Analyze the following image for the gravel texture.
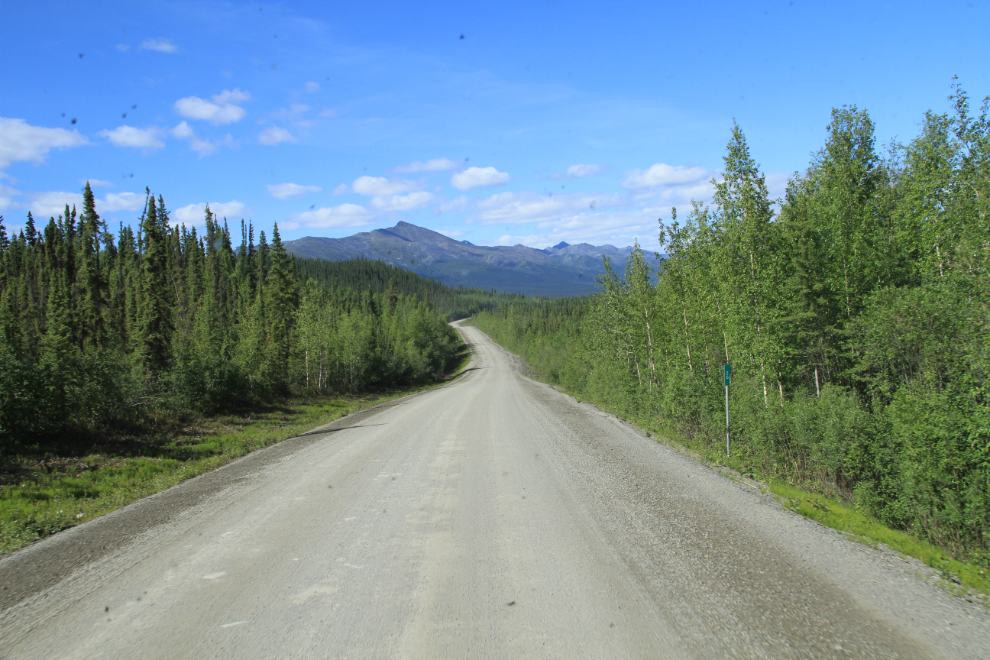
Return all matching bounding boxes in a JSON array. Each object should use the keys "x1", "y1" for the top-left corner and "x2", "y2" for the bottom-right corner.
[{"x1": 0, "y1": 322, "x2": 987, "y2": 659}]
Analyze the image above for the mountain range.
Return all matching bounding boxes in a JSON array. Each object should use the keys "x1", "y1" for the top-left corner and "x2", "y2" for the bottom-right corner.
[{"x1": 284, "y1": 222, "x2": 639, "y2": 297}]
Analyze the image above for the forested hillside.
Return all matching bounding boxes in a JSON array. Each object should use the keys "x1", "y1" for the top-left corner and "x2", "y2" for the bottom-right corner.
[
  {"x1": 296, "y1": 256, "x2": 525, "y2": 321},
  {"x1": 0, "y1": 189, "x2": 462, "y2": 451},
  {"x1": 472, "y1": 86, "x2": 990, "y2": 565},
  {"x1": 285, "y1": 221, "x2": 635, "y2": 297}
]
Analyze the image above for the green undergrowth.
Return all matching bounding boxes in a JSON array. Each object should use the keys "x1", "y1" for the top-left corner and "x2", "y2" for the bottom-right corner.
[
  {"x1": 527, "y1": 366, "x2": 990, "y2": 600},
  {"x1": 765, "y1": 481, "x2": 990, "y2": 598},
  {"x1": 0, "y1": 375, "x2": 464, "y2": 556}
]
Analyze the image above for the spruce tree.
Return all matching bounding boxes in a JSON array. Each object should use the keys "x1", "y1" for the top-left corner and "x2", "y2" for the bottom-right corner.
[
  {"x1": 137, "y1": 193, "x2": 171, "y2": 378},
  {"x1": 24, "y1": 212, "x2": 37, "y2": 247},
  {"x1": 78, "y1": 182, "x2": 106, "y2": 350},
  {"x1": 265, "y1": 223, "x2": 296, "y2": 389}
]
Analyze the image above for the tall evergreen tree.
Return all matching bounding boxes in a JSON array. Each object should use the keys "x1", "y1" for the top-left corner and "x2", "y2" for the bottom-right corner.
[
  {"x1": 78, "y1": 182, "x2": 107, "y2": 350},
  {"x1": 137, "y1": 193, "x2": 171, "y2": 378}
]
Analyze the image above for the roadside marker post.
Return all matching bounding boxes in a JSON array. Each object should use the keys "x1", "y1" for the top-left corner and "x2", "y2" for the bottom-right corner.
[{"x1": 724, "y1": 364, "x2": 730, "y2": 458}]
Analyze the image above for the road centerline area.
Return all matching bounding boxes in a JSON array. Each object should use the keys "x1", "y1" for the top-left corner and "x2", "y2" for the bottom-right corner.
[{"x1": 0, "y1": 323, "x2": 987, "y2": 659}]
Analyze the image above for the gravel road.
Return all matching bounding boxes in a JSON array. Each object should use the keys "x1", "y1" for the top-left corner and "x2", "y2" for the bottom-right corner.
[{"x1": 1, "y1": 322, "x2": 988, "y2": 659}]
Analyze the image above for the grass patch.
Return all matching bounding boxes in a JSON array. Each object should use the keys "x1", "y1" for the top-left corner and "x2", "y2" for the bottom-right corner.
[
  {"x1": 767, "y1": 481, "x2": 990, "y2": 599},
  {"x1": 0, "y1": 378, "x2": 463, "y2": 556}
]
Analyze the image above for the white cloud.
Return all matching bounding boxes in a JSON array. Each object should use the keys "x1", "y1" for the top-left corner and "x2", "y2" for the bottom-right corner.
[
  {"x1": 450, "y1": 166, "x2": 511, "y2": 191},
  {"x1": 258, "y1": 126, "x2": 295, "y2": 146},
  {"x1": 567, "y1": 163, "x2": 605, "y2": 178},
  {"x1": 28, "y1": 191, "x2": 83, "y2": 218},
  {"x1": 0, "y1": 117, "x2": 88, "y2": 168},
  {"x1": 171, "y1": 121, "x2": 194, "y2": 139},
  {"x1": 332, "y1": 183, "x2": 349, "y2": 195},
  {"x1": 289, "y1": 203, "x2": 374, "y2": 228},
  {"x1": 622, "y1": 163, "x2": 711, "y2": 189},
  {"x1": 101, "y1": 192, "x2": 145, "y2": 212},
  {"x1": 209, "y1": 201, "x2": 247, "y2": 219},
  {"x1": 352, "y1": 176, "x2": 420, "y2": 196},
  {"x1": 305, "y1": 81, "x2": 320, "y2": 93},
  {"x1": 21, "y1": 189, "x2": 147, "y2": 218},
  {"x1": 174, "y1": 201, "x2": 247, "y2": 225},
  {"x1": 81, "y1": 178, "x2": 114, "y2": 188},
  {"x1": 171, "y1": 121, "x2": 218, "y2": 156},
  {"x1": 116, "y1": 44, "x2": 130, "y2": 52},
  {"x1": 475, "y1": 191, "x2": 623, "y2": 225},
  {"x1": 98, "y1": 125, "x2": 165, "y2": 149},
  {"x1": 0, "y1": 183, "x2": 20, "y2": 212},
  {"x1": 396, "y1": 157, "x2": 459, "y2": 173},
  {"x1": 141, "y1": 38, "x2": 177, "y2": 53},
  {"x1": 212, "y1": 89, "x2": 251, "y2": 104},
  {"x1": 174, "y1": 89, "x2": 250, "y2": 125},
  {"x1": 267, "y1": 183, "x2": 321, "y2": 199},
  {"x1": 370, "y1": 191, "x2": 433, "y2": 212}
]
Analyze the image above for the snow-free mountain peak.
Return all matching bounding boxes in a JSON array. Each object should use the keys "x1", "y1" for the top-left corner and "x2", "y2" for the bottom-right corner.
[{"x1": 284, "y1": 222, "x2": 639, "y2": 297}]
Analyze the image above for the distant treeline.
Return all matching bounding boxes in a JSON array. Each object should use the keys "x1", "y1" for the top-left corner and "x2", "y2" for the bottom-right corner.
[
  {"x1": 472, "y1": 86, "x2": 990, "y2": 565},
  {"x1": 0, "y1": 189, "x2": 463, "y2": 451},
  {"x1": 295, "y1": 256, "x2": 525, "y2": 321}
]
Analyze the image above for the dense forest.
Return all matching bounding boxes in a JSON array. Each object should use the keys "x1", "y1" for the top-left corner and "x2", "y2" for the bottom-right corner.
[
  {"x1": 296, "y1": 257, "x2": 525, "y2": 321},
  {"x1": 0, "y1": 190, "x2": 465, "y2": 451},
  {"x1": 472, "y1": 85, "x2": 990, "y2": 565}
]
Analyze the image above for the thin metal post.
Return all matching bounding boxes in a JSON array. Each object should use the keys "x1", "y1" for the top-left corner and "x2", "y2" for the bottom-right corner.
[
  {"x1": 725, "y1": 383, "x2": 730, "y2": 457},
  {"x1": 724, "y1": 364, "x2": 730, "y2": 457}
]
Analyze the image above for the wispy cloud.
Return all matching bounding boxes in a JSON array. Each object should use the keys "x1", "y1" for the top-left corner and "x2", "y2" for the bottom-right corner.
[
  {"x1": 258, "y1": 126, "x2": 295, "y2": 146},
  {"x1": 81, "y1": 178, "x2": 114, "y2": 188},
  {"x1": 566, "y1": 163, "x2": 606, "y2": 178},
  {"x1": 0, "y1": 118, "x2": 88, "y2": 168},
  {"x1": 174, "y1": 201, "x2": 247, "y2": 224},
  {"x1": 352, "y1": 176, "x2": 420, "y2": 196},
  {"x1": 267, "y1": 183, "x2": 321, "y2": 199},
  {"x1": 266, "y1": 104, "x2": 311, "y2": 127},
  {"x1": 289, "y1": 203, "x2": 375, "y2": 228},
  {"x1": 28, "y1": 191, "x2": 83, "y2": 217},
  {"x1": 26, "y1": 189, "x2": 147, "y2": 218},
  {"x1": 0, "y1": 182, "x2": 20, "y2": 212},
  {"x1": 396, "y1": 157, "x2": 459, "y2": 173},
  {"x1": 98, "y1": 125, "x2": 165, "y2": 149},
  {"x1": 622, "y1": 163, "x2": 711, "y2": 189},
  {"x1": 450, "y1": 166, "x2": 510, "y2": 191},
  {"x1": 171, "y1": 121, "x2": 218, "y2": 156},
  {"x1": 175, "y1": 89, "x2": 250, "y2": 125},
  {"x1": 370, "y1": 191, "x2": 433, "y2": 212},
  {"x1": 101, "y1": 192, "x2": 145, "y2": 212},
  {"x1": 141, "y1": 38, "x2": 178, "y2": 53},
  {"x1": 475, "y1": 191, "x2": 622, "y2": 225}
]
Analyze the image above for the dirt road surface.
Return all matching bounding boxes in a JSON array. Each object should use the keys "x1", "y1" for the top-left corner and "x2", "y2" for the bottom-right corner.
[{"x1": 1, "y1": 322, "x2": 988, "y2": 659}]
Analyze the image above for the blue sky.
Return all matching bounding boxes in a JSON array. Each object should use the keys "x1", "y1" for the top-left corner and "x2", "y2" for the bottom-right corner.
[{"x1": 2, "y1": 0, "x2": 988, "y2": 251}]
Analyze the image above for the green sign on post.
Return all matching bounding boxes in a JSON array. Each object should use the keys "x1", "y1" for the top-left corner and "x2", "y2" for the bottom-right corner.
[{"x1": 724, "y1": 364, "x2": 731, "y2": 457}]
